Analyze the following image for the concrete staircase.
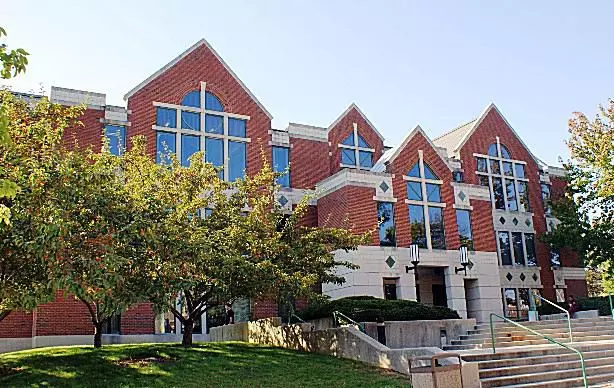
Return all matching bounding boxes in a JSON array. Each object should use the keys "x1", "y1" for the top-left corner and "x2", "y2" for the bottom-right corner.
[{"x1": 445, "y1": 317, "x2": 614, "y2": 387}]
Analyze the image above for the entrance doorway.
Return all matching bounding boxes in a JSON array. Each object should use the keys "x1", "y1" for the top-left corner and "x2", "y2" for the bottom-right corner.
[
  {"x1": 464, "y1": 279, "x2": 479, "y2": 320},
  {"x1": 432, "y1": 284, "x2": 447, "y2": 307},
  {"x1": 383, "y1": 278, "x2": 399, "y2": 300},
  {"x1": 415, "y1": 267, "x2": 447, "y2": 307}
]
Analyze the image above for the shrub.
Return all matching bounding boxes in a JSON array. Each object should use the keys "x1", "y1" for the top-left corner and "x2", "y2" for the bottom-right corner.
[
  {"x1": 298, "y1": 296, "x2": 460, "y2": 322},
  {"x1": 536, "y1": 296, "x2": 614, "y2": 316}
]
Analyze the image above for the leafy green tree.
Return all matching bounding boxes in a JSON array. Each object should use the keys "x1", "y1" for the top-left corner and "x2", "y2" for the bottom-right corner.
[
  {"x1": 0, "y1": 91, "x2": 82, "y2": 322},
  {"x1": 0, "y1": 26, "x2": 29, "y2": 225}
]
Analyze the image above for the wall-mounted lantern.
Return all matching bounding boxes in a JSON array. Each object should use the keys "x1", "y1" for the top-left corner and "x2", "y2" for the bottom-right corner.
[
  {"x1": 455, "y1": 246, "x2": 470, "y2": 275},
  {"x1": 405, "y1": 243, "x2": 420, "y2": 273}
]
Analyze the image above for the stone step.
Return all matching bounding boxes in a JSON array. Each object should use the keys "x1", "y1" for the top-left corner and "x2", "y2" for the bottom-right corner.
[
  {"x1": 479, "y1": 355, "x2": 614, "y2": 379},
  {"x1": 473, "y1": 317, "x2": 614, "y2": 332},
  {"x1": 464, "y1": 324, "x2": 614, "y2": 339},
  {"x1": 462, "y1": 341, "x2": 614, "y2": 362},
  {"x1": 480, "y1": 364, "x2": 614, "y2": 387},
  {"x1": 473, "y1": 349, "x2": 614, "y2": 369},
  {"x1": 452, "y1": 333, "x2": 614, "y2": 346},
  {"x1": 493, "y1": 371, "x2": 614, "y2": 388}
]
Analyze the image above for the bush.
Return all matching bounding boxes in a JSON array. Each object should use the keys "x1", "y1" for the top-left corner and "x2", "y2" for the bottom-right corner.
[
  {"x1": 298, "y1": 296, "x2": 460, "y2": 322},
  {"x1": 536, "y1": 296, "x2": 614, "y2": 316}
]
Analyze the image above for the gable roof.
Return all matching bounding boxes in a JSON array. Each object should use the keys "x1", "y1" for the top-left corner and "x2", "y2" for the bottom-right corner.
[
  {"x1": 433, "y1": 103, "x2": 541, "y2": 164},
  {"x1": 371, "y1": 125, "x2": 452, "y2": 173},
  {"x1": 327, "y1": 103, "x2": 385, "y2": 141},
  {"x1": 123, "y1": 39, "x2": 273, "y2": 120}
]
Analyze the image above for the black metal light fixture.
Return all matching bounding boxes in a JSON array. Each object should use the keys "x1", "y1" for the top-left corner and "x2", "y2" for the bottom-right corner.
[
  {"x1": 455, "y1": 246, "x2": 470, "y2": 275},
  {"x1": 405, "y1": 243, "x2": 420, "y2": 273}
]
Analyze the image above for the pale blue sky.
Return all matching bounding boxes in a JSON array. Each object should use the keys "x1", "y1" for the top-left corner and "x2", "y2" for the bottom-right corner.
[{"x1": 3, "y1": 1, "x2": 613, "y2": 165}]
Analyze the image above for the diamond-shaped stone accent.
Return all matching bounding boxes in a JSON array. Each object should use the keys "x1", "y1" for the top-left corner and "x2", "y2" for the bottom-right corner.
[
  {"x1": 278, "y1": 196, "x2": 288, "y2": 207},
  {"x1": 525, "y1": 218, "x2": 532, "y2": 227},
  {"x1": 506, "y1": 273, "x2": 513, "y2": 281},
  {"x1": 385, "y1": 256, "x2": 396, "y2": 268},
  {"x1": 379, "y1": 181, "x2": 389, "y2": 193},
  {"x1": 532, "y1": 273, "x2": 539, "y2": 282},
  {"x1": 512, "y1": 217, "x2": 519, "y2": 225},
  {"x1": 519, "y1": 273, "x2": 526, "y2": 281},
  {"x1": 499, "y1": 217, "x2": 506, "y2": 224},
  {"x1": 458, "y1": 191, "x2": 466, "y2": 201}
]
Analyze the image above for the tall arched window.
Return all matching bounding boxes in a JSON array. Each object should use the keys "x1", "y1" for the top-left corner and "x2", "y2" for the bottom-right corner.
[{"x1": 404, "y1": 153, "x2": 445, "y2": 250}]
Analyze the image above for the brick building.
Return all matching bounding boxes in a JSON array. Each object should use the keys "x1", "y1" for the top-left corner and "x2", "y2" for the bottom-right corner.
[{"x1": 0, "y1": 39, "x2": 586, "y2": 344}]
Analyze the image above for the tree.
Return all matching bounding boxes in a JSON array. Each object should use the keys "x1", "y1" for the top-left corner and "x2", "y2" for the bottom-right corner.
[
  {"x1": 0, "y1": 26, "x2": 29, "y2": 225},
  {"x1": 0, "y1": 90, "x2": 82, "y2": 322},
  {"x1": 542, "y1": 100, "x2": 614, "y2": 280}
]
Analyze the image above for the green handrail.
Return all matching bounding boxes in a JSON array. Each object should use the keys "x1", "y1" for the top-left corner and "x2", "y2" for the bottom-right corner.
[
  {"x1": 490, "y1": 313, "x2": 587, "y2": 388},
  {"x1": 609, "y1": 294, "x2": 614, "y2": 321},
  {"x1": 290, "y1": 313, "x2": 306, "y2": 324},
  {"x1": 332, "y1": 311, "x2": 365, "y2": 333},
  {"x1": 536, "y1": 295, "x2": 573, "y2": 343}
]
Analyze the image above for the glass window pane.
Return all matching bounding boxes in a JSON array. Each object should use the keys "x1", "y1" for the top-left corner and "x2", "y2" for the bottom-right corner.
[
  {"x1": 515, "y1": 164, "x2": 525, "y2": 178},
  {"x1": 181, "y1": 111, "x2": 200, "y2": 130},
  {"x1": 498, "y1": 231, "x2": 512, "y2": 265},
  {"x1": 518, "y1": 181, "x2": 531, "y2": 212},
  {"x1": 550, "y1": 248, "x2": 561, "y2": 267},
  {"x1": 341, "y1": 134, "x2": 354, "y2": 146},
  {"x1": 488, "y1": 144, "x2": 498, "y2": 157},
  {"x1": 341, "y1": 148, "x2": 356, "y2": 165},
  {"x1": 407, "y1": 181, "x2": 423, "y2": 201},
  {"x1": 476, "y1": 157, "x2": 488, "y2": 173},
  {"x1": 228, "y1": 118, "x2": 246, "y2": 137},
  {"x1": 426, "y1": 183, "x2": 441, "y2": 202},
  {"x1": 205, "y1": 137, "x2": 224, "y2": 179},
  {"x1": 181, "y1": 135, "x2": 200, "y2": 167},
  {"x1": 104, "y1": 125, "x2": 125, "y2": 156},
  {"x1": 456, "y1": 210, "x2": 473, "y2": 249},
  {"x1": 408, "y1": 205, "x2": 427, "y2": 248},
  {"x1": 429, "y1": 206, "x2": 446, "y2": 250},
  {"x1": 357, "y1": 135, "x2": 370, "y2": 148},
  {"x1": 512, "y1": 232, "x2": 524, "y2": 266},
  {"x1": 506, "y1": 179, "x2": 518, "y2": 211},
  {"x1": 205, "y1": 114, "x2": 224, "y2": 134},
  {"x1": 272, "y1": 146, "x2": 290, "y2": 187},
  {"x1": 359, "y1": 151, "x2": 373, "y2": 168},
  {"x1": 156, "y1": 107, "x2": 176, "y2": 128},
  {"x1": 423, "y1": 164, "x2": 438, "y2": 180},
  {"x1": 478, "y1": 175, "x2": 490, "y2": 187},
  {"x1": 518, "y1": 288, "x2": 530, "y2": 318},
  {"x1": 205, "y1": 92, "x2": 223, "y2": 111},
  {"x1": 541, "y1": 184, "x2": 552, "y2": 215},
  {"x1": 500, "y1": 145, "x2": 511, "y2": 159},
  {"x1": 489, "y1": 159, "x2": 501, "y2": 174},
  {"x1": 503, "y1": 161, "x2": 513, "y2": 176},
  {"x1": 493, "y1": 178, "x2": 505, "y2": 210},
  {"x1": 181, "y1": 91, "x2": 201, "y2": 108},
  {"x1": 525, "y1": 234, "x2": 536, "y2": 266},
  {"x1": 407, "y1": 162, "x2": 421, "y2": 178},
  {"x1": 453, "y1": 171, "x2": 464, "y2": 183},
  {"x1": 377, "y1": 202, "x2": 396, "y2": 246},
  {"x1": 503, "y1": 288, "x2": 517, "y2": 318},
  {"x1": 228, "y1": 141, "x2": 246, "y2": 182},
  {"x1": 156, "y1": 131, "x2": 176, "y2": 165}
]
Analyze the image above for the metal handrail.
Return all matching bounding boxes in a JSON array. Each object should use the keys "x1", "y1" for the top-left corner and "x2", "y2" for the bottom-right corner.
[
  {"x1": 490, "y1": 313, "x2": 587, "y2": 388},
  {"x1": 290, "y1": 313, "x2": 306, "y2": 324},
  {"x1": 332, "y1": 311, "x2": 365, "y2": 333},
  {"x1": 536, "y1": 295, "x2": 573, "y2": 343},
  {"x1": 609, "y1": 295, "x2": 614, "y2": 321}
]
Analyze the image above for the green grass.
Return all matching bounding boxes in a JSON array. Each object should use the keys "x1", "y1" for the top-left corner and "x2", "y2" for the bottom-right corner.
[{"x1": 0, "y1": 342, "x2": 409, "y2": 387}]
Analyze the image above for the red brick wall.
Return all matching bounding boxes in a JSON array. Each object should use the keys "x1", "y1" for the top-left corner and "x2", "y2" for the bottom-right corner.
[
  {"x1": 387, "y1": 130, "x2": 458, "y2": 249},
  {"x1": 471, "y1": 200, "x2": 497, "y2": 252},
  {"x1": 252, "y1": 298, "x2": 278, "y2": 320},
  {"x1": 565, "y1": 279, "x2": 588, "y2": 299},
  {"x1": 126, "y1": 43, "x2": 272, "y2": 176},
  {"x1": 121, "y1": 303, "x2": 155, "y2": 335},
  {"x1": 457, "y1": 108, "x2": 555, "y2": 298},
  {"x1": 290, "y1": 138, "x2": 330, "y2": 189},
  {"x1": 299, "y1": 205, "x2": 318, "y2": 227},
  {"x1": 35, "y1": 291, "x2": 92, "y2": 336},
  {"x1": 0, "y1": 311, "x2": 33, "y2": 338},
  {"x1": 62, "y1": 107, "x2": 104, "y2": 151},
  {"x1": 328, "y1": 107, "x2": 384, "y2": 176}
]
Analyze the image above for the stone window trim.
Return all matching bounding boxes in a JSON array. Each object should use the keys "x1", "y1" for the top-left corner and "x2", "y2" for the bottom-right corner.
[
  {"x1": 338, "y1": 122, "x2": 375, "y2": 170},
  {"x1": 405, "y1": 150, "x2": 446, "y2": 250},
  {"x1": 152, "y1": 82, "x2": 251, "y2": 181},
  {"x1": 474, "y1": 136, "x2": 530, "y2": 213}
]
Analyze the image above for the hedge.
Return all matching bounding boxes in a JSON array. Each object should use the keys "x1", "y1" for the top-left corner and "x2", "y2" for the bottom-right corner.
[
  {"x1": 298, "y1": 296, "x2": 460, "y2": 322},
  {"x1": 537, "y1": 296, "x2": 614, "y2": 316}
]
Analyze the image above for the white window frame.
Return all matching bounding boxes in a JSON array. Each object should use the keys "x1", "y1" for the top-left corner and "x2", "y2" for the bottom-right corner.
[
  {"x1": 338, "y1": 123, "x2": 375, "y2": 170},
  {"x1": 152, "y1": 82, "x2": 251, "y2": 181},
  {"x1": 474, "y1": 137, "x2": 530, "y2": 213},
  {"x1": 404, "y1": 150, "x2": 446, "y2": 250}
]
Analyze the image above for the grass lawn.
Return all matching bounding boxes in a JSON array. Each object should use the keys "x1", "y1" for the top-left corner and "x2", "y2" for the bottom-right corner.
[{"x1": 0, "y1": 342, "x2": 409, "y2": 387}]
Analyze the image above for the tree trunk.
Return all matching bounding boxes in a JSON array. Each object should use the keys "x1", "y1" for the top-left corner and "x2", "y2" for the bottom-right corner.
[
  {"x1": 182, "y1": 319, "x2": 194, "y2": 348},
  {"x1": 94, "y1": 322, "x2": 103, "y2": 348}
]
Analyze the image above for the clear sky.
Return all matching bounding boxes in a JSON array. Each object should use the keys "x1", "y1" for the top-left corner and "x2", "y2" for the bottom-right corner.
[{"x1": 3, "y1": 1, "x2": 613, "y2": 165}]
